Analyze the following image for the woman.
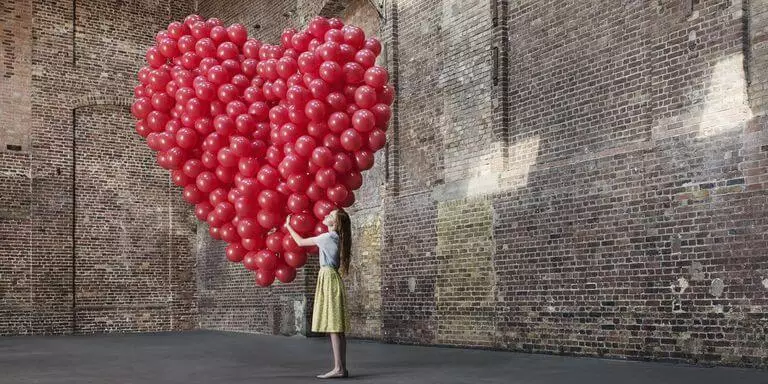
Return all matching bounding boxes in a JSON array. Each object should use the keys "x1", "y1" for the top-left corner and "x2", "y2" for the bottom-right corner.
[{"x1": 284, "y1": 208, "x2": 351, "y2": 379}]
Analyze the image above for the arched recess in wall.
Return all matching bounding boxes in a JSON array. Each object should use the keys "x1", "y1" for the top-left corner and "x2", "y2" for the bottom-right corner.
[{"x1": 70, "y1": 96, "x2": 176, "y2": 333}]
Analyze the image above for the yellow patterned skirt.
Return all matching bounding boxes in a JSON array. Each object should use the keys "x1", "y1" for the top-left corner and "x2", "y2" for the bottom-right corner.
[{"x1": 312, "y1": 266, "x2": 348, "y2": 333}]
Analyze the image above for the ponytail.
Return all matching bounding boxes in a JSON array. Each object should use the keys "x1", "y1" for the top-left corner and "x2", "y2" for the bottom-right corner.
[{"x1": 336, "y1": 209, "x2": 352, "y2": 276}]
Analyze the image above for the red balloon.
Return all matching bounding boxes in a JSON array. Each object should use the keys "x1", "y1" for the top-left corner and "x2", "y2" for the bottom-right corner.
[
  {"x1": 146, "y1": 46, "x2": 166, "y2": 68},
  {"x1": 313, "y1": 200, "x2": 335, "y2": 220},
  {"x1": 364, "y1": 66, "x2": 389, "y2": 88},
  {"x1": 317, "y1": 41, "x2": 340, "y2": 62},
  {"x1": 295, "y1": 136, "x2": 317, "y2": 157},
  {"x1": 291, "y1": 31, "x2": 312, "y2": 52},
  {"x1": 355, "y1": 150, "x2": 375, "y2": 170},
  {"x1": 195, "y1": 38, "x2": 217, "y2": 58},
  {"x1": 355, "y1": 49, "x2": 376, "y2": 68},
  {"x1": 341, "y1": 191, "x2": 356, "y2": 207},
  {"x1": 277, "y1": 57, "x2": 298, "y2": 79},
  {"x1": 175, "y1": 128, "x2": 199, "y2": 149},
  {"x1": 352, "y1": 109, "x2": 376, "y2": 133},
  {"x1": 266, "y1": 232, "x2": 284, "y2": 252},
  {"x1": 215, "y1": 165, "x2": 236, "y2": 184},
  {"x1": 283, "y1": 250, "x2": 307, "y2": 268},
  {"x1": 201, "y1": 151, "x2": 218, "y2": 169},
  {"x1": 243, "y1": 39, "x2": 261, "y2": 58},
  {"x1": 151, "y1": 92, "x2": 174, "y2": 112},
  {"x1": 315, "y1": 168, "x2": 337, "y2": 189},
  {"x1": 378, "y1": 84, "x2": 395, "y2": 106},
  {"x1": 298, "y1": 51, "x2": 320, "y2": 73},
  {"x1": 217, "y1": 147, "x2": 238, "y2": 167},
  {"x1": 229, "y1": 135, "x2": 252, "y2": 157},
  {"x1": 183, "y1": 158, "x2": 206, "y2": 178},
  {"x1": 227, "y1": 24, "x2": 248, "y2": 46},
  {"x1": 281, "y1": 28, "x2": 297, "y2": 47},
  {"x1": 342, "y1": 171, "x2": 363, "y2": 190},
  {"x1": 275, "y1": 264, "x2": 297, "y2": 283},
  {"x1": 135, "y1": 120, "x2": 152, "y2": 137},
  {"x1": 171, "y1": 169, "x2": 193, "y2": 187},
  {"x1": 368, "y1": 128, "x2": 387, "y2": 151},
  {"x1": 210, "y1": 26, "x2": 228, "y2": 43},
  {"x1": 238, "y1": 157, "x2": 260, "y2": 177},
  {"x1": 167, "y1": 21, "x2": 188, "y2": 39},
  {"x1": 257, "y1": 165, "x2": 280, "y2": 188},
  {"x1": 354, "y1": 86, "x2": 377, "y2": 109},
  {"x1": 371, "y1": 104, "x2": 392, "y2": 128},
  {"x1": 220, "y1": 222, "x2": 240, "y2": 243},
  {"x1": 364, "y1": 38, "x2": 382, "y2": 55},
  {"x1": 333, "y1": 152, "x2": 353, "y2": 173},
  {"x1": 328, "y1": 112, "x2": 350, "y2": 134},
  {"x1": 258, "y1": 189, "x2": 283, "y2": 211},
  {"x1": 307, "y1": 121, "x2": 329, "y2": 138},
  {"x1": 287, "y1": 193, "x2": 311, "y2": 213},
  {"x1": 178, "y1": 35, "x2": 196, "y2": 54},
  {"x1": 319, "y1": 61, "x2": 342, "y2": 83},
  {"x1": 238, "y1": 177, "x2": 261, "y2": 197},
  {"x1": 255, "y1": 269, "x2": 275, "y2": 286},
  {"x1": 307, "y1": 182, "x2": 326, "y2": 202},
  {"x1": 208, "y1": 225, "x2": 222, "y2": 240},
  {"x1": 323, "y1": 133, "x2": 343, "y2": 152},
  {"x1": 311, "y1": 147, "x2": 334, "y2": 167},
  {"x1": 340, "y1": 129, "x2": 363, "y2": 151},
  {"x1": 280, "y1": 154, "x2": 307, "y2": 176},
  {"x1": 183, "y1": 184, "x2": 205, "y2": 204},
  {"x1": 265, "y1": 146, "x2": 284, "y2": 167},
  {"x1": 244, "y1": 252, "x2": 259, "y2": 270},
  {"x1": 343, "y1": 62, "x2": 365, "y2": 85},
  {"x1": 309, "y1": 79, "x2": 330, "y2": 99},
  {"x1": 214, "y1": 202, "x2": 236, "y2": 222},
  {"x1": 342, "y1": 25, "x2": 365, "y2": 48},
  {"x1": 287, "y1": 173, "x2": 311, "y2": 193},
  {"x1": 256, "y1": 249, "x2": 279, "y2": 271},
  {"x1": 326, "y1": 92, "x2": 347, "y2": 111},
  {"x1": 327, "y1": 183, "x2": 349, "y2": 203},
  {"x1": 226, "y1": 243, "x2": 247, "y2": 262},
  {"x1": 196, "y1": 171, "x2": 220, "y2": 193},
  {"x1": 269, "y1": 105, "x2": 289, "y2": 125},
  {"x1": 257, "y1": 209, "x2": 278, "y2": 229},
  {"x1": 195, "y1": 202, "x2": 214, "y2": 221},
  {"x1": 305, "y1": 100, "x2": 326, "y2": 122},
  {"x1": 309, "y1": 16, "x2": 331, "y2": 38},
  {"x1": 325, "y1": 29, "x2": 344, "y2": 43},
  {"x1": 290, "y1": 213, "x2": 316, "y2": 235},
  {"x1": 237, "y1": 218, "x2": 262, "y2": 238},
  {"x1": 234, "y1": 196, "x2": 259, "y2": 218},
  {"x1": 242, "y1": 235, "x2": 265, "y2": 251}
]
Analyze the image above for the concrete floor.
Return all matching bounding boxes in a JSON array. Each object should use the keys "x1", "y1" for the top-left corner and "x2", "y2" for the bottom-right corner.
[{"x1": 1, "y1": 331, "x2": 766, "y2": 384}]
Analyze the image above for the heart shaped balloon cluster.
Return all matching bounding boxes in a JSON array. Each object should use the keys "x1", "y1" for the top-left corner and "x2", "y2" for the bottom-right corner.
[{"x1": 131, "y1": 14, "x2": 393, "y2": 287}]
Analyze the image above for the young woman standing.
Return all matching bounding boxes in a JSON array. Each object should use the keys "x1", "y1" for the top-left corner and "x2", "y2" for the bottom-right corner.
[{"x1": 284, "y1": 208, "x2": 351, "y2": 379}]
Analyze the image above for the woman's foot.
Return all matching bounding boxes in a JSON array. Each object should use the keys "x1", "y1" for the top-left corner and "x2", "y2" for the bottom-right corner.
[{"x1": 316, "y1": 369, "x2": 348, "y2": 379}]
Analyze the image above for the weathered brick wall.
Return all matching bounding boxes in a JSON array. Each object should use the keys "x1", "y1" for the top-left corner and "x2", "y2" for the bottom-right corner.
[
  {"x1": 0, "y1": 0, "x2": 32, "y2": 152},
  {"x1": 0, "y1": 0, "x2": 197, "y2": 335},
  {"x1": 380, "y1": 0, "x2": 768, "y2": 367}
]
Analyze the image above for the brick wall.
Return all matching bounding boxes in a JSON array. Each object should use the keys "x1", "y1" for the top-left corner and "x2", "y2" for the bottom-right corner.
[
  {"x1": 0, "y1": 0, "x2": 196, "y2": 335},
  {"x1": 380, "y1": 0, "x2": 768, "y2": 367}
]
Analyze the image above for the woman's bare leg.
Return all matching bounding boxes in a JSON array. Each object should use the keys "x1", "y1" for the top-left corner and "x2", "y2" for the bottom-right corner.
[{"x1": 317, "y1": 333, "x2": 346, "y2": 378}]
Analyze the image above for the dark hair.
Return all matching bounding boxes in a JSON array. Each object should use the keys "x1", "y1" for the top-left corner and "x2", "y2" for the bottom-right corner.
[{"x1": 335, "y1": 209, "x2": 352, "y2": 276}]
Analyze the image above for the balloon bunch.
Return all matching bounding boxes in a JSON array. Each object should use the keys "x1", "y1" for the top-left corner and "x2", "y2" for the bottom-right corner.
[{"x1": 132, "y1": 15, "x2": 393, "y2": 287}]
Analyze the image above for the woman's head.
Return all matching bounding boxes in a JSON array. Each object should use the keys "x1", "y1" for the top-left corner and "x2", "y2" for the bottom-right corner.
[{"x1": 326, "y1": 209, "x2": 352, "y2": 276}]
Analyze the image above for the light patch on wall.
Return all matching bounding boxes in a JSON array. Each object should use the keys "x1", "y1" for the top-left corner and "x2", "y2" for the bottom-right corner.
[{"x1": 698, "y1": 54, "x2": 752, "y2": 137}]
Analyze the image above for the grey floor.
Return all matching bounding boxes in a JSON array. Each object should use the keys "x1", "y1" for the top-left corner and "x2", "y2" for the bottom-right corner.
[{"x1": 1, "y1": 330, "x2": 766, "y2": 384}]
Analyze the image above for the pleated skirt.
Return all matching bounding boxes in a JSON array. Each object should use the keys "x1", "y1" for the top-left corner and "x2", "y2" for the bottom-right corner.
[{"x1": 311, "y1": 266, "x2": 348, "y2": 333}]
